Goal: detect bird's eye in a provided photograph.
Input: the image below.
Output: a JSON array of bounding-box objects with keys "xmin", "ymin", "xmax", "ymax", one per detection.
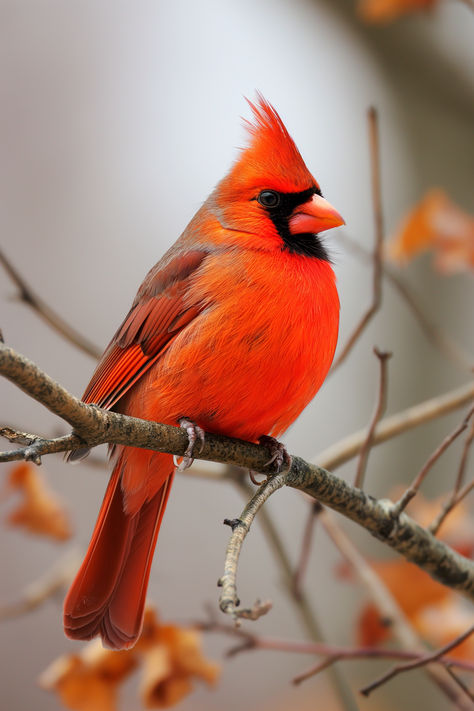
[{"xmin": 257, "ymin": 190, "xmax": 280, "ymax": 208}]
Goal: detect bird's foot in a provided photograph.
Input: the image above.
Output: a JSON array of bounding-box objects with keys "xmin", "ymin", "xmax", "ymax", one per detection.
[
  {"xmin": 248, "ymin": 435, "xmax": 291, "ymax": 485},
  {"xmin": 259, "ymin": 435, "xmax": 291, "ymax": 470},
  {"xmin": 174, "ymin": 417, "xmax": 206, "ymax": 471}
]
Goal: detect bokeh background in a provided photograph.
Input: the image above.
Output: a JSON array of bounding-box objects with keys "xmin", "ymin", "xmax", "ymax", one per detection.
[{"xmin": 1, "ymin": 1, "xmax": 473, "ymax": 710}]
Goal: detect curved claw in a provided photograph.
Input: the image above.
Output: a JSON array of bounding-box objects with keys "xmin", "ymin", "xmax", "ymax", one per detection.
[
  {"xmin": 175, "ymin": 417, "xmax": 206, "ymax": 471},
  {"xmin": 258, "ymin": 435, "xmax": 291, "ymax": 472},
  {"xmin": 248, "ymin": 470, "xmax": 266, "ymax": 486}
]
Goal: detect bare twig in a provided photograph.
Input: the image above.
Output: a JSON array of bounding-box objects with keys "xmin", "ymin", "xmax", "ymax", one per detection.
[
  {"xmin": 331, "ymin": 107, "xmax": 384, "ymax": 372},
  {"xmin": 0, "ymin": 549, "xmax": 80, "ymax": 621},
  {"xmin": 218, "ymin": 472, "xmax": 287, "ymax": 622},
  {"xmin": 1, "ymin": 341, "xmax": 474, "ymax": 600},
  {"xmin": 231, "ymin": 475, "xmax": 360, "ymax": 711},
  {"xmin": 393, "ymin": 405, "xmax": 474, "ymax": 515},
  {"xmin": 430, "ymin": 422, "xmax": 474, "ymax": 535},
  {"xmin": 292, "ymin": 501, "xmax": 322, "ymax": 599},
  {"xmin": 315, "ymin": 380, "xmax": 474, "ymax": 471},
  {"xmin": 0, "ymin": 247, "xmax": 101, "ymax": 359},
  {"xmin": 320, "ymin": 510, "xmax": 420, "ymax": 648},
  {"xmin": 360, "ymin": 625, "xmax": 474, "ymax": 697},
  {"xmin": 336, "ymin": 231, "xmax": 473, "ymax": 372},
  {"xmin": 292, "ymin": 646, "xmax": 474, "ymax": 686},
  {"xmin": 0, "ymin": 426, "xmax": 42, "ymax": 448},
  {"xmin": 444, "ymin": 667, "xmax": 474, "ymax": 704},
  {"xmin": 354, "ymin": 347, "xmax": 392, "ymax": 488},
  {"xmin": 319, "ymin": 510, "xmax": 474, "ymax": 709},
  {"xmin": 197, "ymin": 619, "xmax": 474, "ymax": 678}
]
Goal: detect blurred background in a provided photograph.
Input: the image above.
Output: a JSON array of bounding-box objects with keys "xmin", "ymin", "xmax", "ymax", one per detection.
[{"xmin": 1, "ymin": 1, "xmax": 473, "ymax": 710}]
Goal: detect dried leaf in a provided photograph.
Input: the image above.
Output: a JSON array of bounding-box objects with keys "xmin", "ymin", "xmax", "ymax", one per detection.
[
  {"xmin": 39, "ymin": 640, "xmax": 136, "ymax": 711},
  {"xmin": 40, "ymin": 607, "xmax": 219, "ymax": 711},
  {"xmin": 139, "ymin": 610, "xmax": 220, "ymax": 708},
  {"xmin": 356, "ymin": 487, "xmax": 473, "ymax": 646},
  {"xmin": 387, "ymin": 189, "xmax": 474, "ymax": 273},
  {"xmin": 4, "ymin": 462, "xmax": 72, "ymax": 541},
  {"xmin": 357, "ymin": 560, "xmax": 451, "ymax": 645},
  {"xmin": 358, "ymin": 0, "xmax": 437, "ymax": 23}
]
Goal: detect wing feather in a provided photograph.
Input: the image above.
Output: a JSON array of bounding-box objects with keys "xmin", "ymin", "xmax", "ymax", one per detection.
[{"xmin": 82, "ymin": 249, "xmax": 207, "ymax": 410}]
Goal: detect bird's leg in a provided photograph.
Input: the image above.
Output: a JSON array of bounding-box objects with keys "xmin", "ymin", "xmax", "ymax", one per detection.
[
  {"xmin": 174, "ymin": 417, "xmax": 206, "ymax": 471},
  {"xmin": 259, "ymin": 435, "xmax": 291, "ymax": 470},
  {"xmin": 248, "ymin": 435, "xmax": 291, "ymax": 485}
]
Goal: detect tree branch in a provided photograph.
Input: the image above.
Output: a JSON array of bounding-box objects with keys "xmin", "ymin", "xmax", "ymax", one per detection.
[
  {"xmin": 331, "ymin": 107, "xmax": 384, "ymax": 373},
  {"xmin": 354, "ymin": 347, "xmax": 392, "ymax": 488},
  {"xmin": 1, "ymin": 341, "xmax": 474, "ymax": 603},
  {"xmin": 0, "ymin": 247, "xmax": 101, "ymax": 359},
  {"xmin": 393, "ymin": 405, "xmax": 474, "ymax": 514},
  {"xmin": 315, "ymin": 380, "xmax": 474, "ymax": 471},
  {"xmin": 360, "ymin": 625, "xmax": 474, "ymax": 697}
]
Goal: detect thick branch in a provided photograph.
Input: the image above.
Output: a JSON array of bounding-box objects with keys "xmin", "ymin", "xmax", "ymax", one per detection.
[
  {"xmin": 1, "ymin": 342, "xmax": 474, "ymax": 602},
  {"xmin": 287, "ymin": 458, "xmax": 474, "ymax": 599}
]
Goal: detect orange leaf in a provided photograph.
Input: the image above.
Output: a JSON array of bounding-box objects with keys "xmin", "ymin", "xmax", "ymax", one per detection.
[
  {"xmin": 138, "ymin": 611, "xmax": 219, "ymax": 708},
  {"xmin": 356, "ymin": 488, "xmax": 473, "ymax": 647},
  {"xmin": 357, "ymin": 559, "xmax": 451, "ymax": 645},
  {"xmin": 387, "ymin": 189, "xmax": 474, "ymax": 273},
  {"xmin": 39, "ymin": 640, "xmax": 136, "ymax": 711},
  {"xmin": 4, "ymin": 462, "xmax": 72, "ymax": 541},
  {"xmin": 40, "ymin": 607, "xmax": 219, "ymax": 711},
  {"xmin": 358, "ymin": 0, "xmax": 437, "ymax": 23}
]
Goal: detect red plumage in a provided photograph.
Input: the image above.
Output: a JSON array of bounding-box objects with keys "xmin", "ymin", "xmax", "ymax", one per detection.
[{"xmin": 64, "ymin": 96, "xmax": 343, "ymax": 649}]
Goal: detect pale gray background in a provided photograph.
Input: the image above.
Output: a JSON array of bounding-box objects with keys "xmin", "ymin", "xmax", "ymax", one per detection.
[{"xmin": 1, "ymin": 1, "xmax": 473, "ymax": 710}]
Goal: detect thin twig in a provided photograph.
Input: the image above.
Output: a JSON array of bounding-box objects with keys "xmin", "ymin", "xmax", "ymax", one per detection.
[
  {"xmin": 430, "ymin": 422, "xmax": 474, "ymax": 535},
  {"xmin": 218, "ymin": 472, "xmax": 287, "ymax": 622},
  {"xmin": 231, "ymin": 475, "xmax": 359, "ymax": 711},
  {"xmin": 292, "ymin": 501, "xmax": 322, "ymax": 599},
  {"xmin": 315, "ymin": 380, "xmax": 474, "ymax": 471},
  {"xmin": 0, "ymin": 426, "xmax": 42, "ymax": 448},
  {"xmin": 331, "ymin": 107, "xmax": 384, "ymax": 372},
  {"xmin": 354, "ymin": 347, "xmax": 392, "ymax": 488},
  {"xmin": 360, "ymin": 625, "xmax": 474, "ymax": 697},
  {"xmin": 0, "ymin": 549, "xmax": 80, "ymax": 621},
  {"xmin": 319, "ymin": 510, "xmax": 474, "ymax": 709},
  {"xmin": 196, "ymin": 619, "xmax": 474, "ymax": 676},
  {"xmin": 444, "ymin": 666, "xmax": 474, "ymax": 705},
  {"xmin": 393, "ymin": 405, "xmax": 474, "ymax": 515},
  {"xmin": 0, "ymin": 246, "xmax": 101, "ymax": 359},
  {"xmin": 336, "ymin": 231, "xmax": 473, "ymax": 372}
]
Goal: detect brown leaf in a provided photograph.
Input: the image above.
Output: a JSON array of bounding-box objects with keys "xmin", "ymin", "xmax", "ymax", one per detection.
[
  {"xmin": 39, "ymin": 640, "xmax": 137, "ymax": 711},
  {"xmin": 387, "ymin": 189, "xmax": 474, "ymax": 273},
  {"xmin": 358, "ymin": 0, "xmax": 437, "ymax": 23},
  {"xmin": 4, "ymin": 462, "xmax": 72, "ymax": 541},
  {"xmin": 139, "ymin": 610, "xmax": 220, "ymax": 708},
  {"xmin": 357, "ymin": 560, "xmax": 451, "ymax": 645},
  {"xmin": 40, "ymin": 607, "xmax": 219, "ymax": 711},
  {"xmin": 356, "ymin": 488, "xmax": 473, "ymax": 647}
]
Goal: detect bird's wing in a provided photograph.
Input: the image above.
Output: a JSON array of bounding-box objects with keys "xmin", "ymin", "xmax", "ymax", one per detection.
[{"xmin": 82, "ymin": 249, "xmax": 208, "ymax": 410}]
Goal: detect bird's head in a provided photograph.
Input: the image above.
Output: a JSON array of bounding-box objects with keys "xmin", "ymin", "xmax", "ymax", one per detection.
[{"xmin": 209, "ymin": 94, "xmax": 344, "ymax": 257}]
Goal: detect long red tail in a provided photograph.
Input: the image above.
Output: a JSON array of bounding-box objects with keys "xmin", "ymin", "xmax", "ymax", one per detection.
[{"xmin": 64, "ymin": 453, "xmax": 173, "ymax": 649}]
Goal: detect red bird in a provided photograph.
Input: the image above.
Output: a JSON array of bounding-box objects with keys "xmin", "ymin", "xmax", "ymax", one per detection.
[{"xmin": 64, "ymin": 96, "xmax": 343, "ymax": 649}]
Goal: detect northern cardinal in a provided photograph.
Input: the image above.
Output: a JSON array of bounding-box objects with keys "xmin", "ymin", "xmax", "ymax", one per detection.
[{"xmin": 64, "ymin": 96, "xmax": 343, "ymax": 649}]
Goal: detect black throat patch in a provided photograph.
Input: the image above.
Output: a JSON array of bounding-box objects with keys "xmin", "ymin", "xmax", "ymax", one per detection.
[{"xmin": 261, "ymin": 187, "xmax": 330, "ymax": 260}]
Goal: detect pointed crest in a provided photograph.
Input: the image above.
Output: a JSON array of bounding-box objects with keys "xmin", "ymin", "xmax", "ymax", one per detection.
[{"xmin": 229, "ymin": 93, "xmax": 318, "ymax": 194}]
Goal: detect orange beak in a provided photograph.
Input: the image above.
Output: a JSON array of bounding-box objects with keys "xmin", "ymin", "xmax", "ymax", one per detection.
[{"xmin": 289, "ymin": 194, "xmax": 345, "ymax": 235}]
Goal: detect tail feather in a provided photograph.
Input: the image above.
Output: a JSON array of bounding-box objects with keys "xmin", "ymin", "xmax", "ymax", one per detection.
[{"xmin": 64, "ymin": 454, "xmax": 173, "ymax": 649}]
